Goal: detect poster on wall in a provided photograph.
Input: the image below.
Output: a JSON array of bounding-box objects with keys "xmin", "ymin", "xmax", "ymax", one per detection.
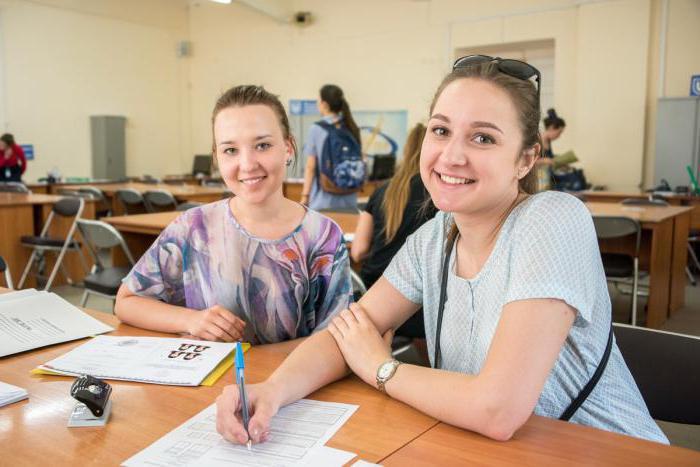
[
  {"xmin": 21, "ymin": 144, "xmax": 34, "ymax": 160},
  {"xmin": 690, "ymin": 75, "xmax": 700, "ymax": 97}
]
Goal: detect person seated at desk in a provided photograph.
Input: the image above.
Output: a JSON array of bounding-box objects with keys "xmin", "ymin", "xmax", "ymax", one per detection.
[
  {"xmin": 351, "ymin": 123, "xmax": 436, "ymax": 340},
  {"xmin": 215, "ymin": 58, "xmax": 667, "ymax": 444},
  {"xmin": 0, "ymin": 133, "xmax": 27, "ymax": 183},
  {"xmin": 115, "ymin": 85, "xmax": 352, "ymax": 344}
]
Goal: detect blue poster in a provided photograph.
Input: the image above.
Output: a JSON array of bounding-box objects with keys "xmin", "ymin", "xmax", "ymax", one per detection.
[
  {"xmin": 21, "ymin": 144, "xmax": 34, "ymax": 160},
  {"xmin": 690, "ymin": 75, "xmax": 700, "ymax": 96},
  {"xmin": 289, "ymin": 99, "xmax": 319, "ymax": 116}
]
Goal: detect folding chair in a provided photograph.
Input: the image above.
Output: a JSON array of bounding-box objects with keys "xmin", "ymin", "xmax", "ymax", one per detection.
[
  {"xmin": 116, "ymin": 189, "xmax": 148, "ymax": 215},
  {"xmin": 18, "ymin": 197, "xmax": 89, "ymax": 291},
  {"xmin": 0, "ymin": 182, "xmax": 31, "ymax": 193},
  {"xmin": 78, "ymin": 186, "xmax": 111, "ymax": 218},
  {"xmin": 76, "ymin": 219, "xmax": 136, "ymax": 309},
  {"xmin": 0, "ymin": 255, "xmax": 13, "ymax": 289},
  {"xmin": 144, "ymin": 190, "xmax": 178, "ymax": 212},
  {"xmin": 614, "ymin": 323, "xmax": 700, "ymax": 424},
  {"xmin": 592, "ymin": 215, "xmax": 642, "ymax": 325}
]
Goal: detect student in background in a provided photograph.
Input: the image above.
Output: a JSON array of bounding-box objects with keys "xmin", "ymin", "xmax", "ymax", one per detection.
[
  {"xmin": 115, "ymin": 85, "xmax": 352, "ymax": 344},
  {"xmin": 0, "ymin": 134, "xmax": 27, "ymax": 183},
  {"xmin": 216, "ymin": 59, "xmax": 667, "ymax": 445},
  {"xmin": 301, "ymin": 84, "xmax": 362, "ymax": 210},
  {"xmin": 351, "ymin": 123, "xmax": 436, "ymax": 339},
  {"xmin": 540, "ymin": 108, "xmax": 566, "ymax": 161}
]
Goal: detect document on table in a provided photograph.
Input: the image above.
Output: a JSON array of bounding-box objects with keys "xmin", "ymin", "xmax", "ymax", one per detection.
[
  {"xmin": 0, "ymin": 381, "xmax": 29, "ymax": 407},
  {"xmin": 0, "ymin": 289, "xmax": 114, "ymax": 357},
  {"xmin": 122, "ymin": 399, "xmax": 359, "ymax": 466},
  {"xmin": 38, "ymin": 335, "xmax": 236, "ymax": 386}
]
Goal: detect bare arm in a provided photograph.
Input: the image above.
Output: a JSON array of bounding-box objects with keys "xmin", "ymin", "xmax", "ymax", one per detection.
[
  {"xmin": 350, "ymin": 211, "xmax": 374, "ymax": 263},
  {"xmin": 333, "ymin": 297, "xmax": 576, "ymax": 441},
  {"xmin": 115, "ymin": 284, "xmax": 245, "ymax": 341},
  {"xmin": 300, "ymin": 156, "xmax": 316, "ymax": 205}
]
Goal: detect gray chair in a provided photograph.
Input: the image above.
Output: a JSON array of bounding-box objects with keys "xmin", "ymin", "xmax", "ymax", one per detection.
[
  {"xmin": 613, "ymin": 323, "xmax": 700, "ymax": 424},
  {"xmin": 78, "ymin": 186, "xmax": 111, "ymax": 218},
  {"xmin": 0, "ymin": 255, "xmax": 13, "ymax": 289},
  {"xmin": 116, "ymin": 189, "xmax": 148, "ymax": 215},
  {"xmin": 18, "ymin": 197, "xmax": 89, "ymax": 291},
  {"xmin": 350, "ymin": 269, "xmax": 367, "ymax": 303},
  {"xmin": 76, "ymin": 219, "xmax": 135, "ymax": 309},
  {"xmin": 144, "ymin": 189, "xmax": 178, "ymax": 212},
  {"xmin": 592, "ymin": 216, "xmax": 642, "ymax": 325},
  {"xmin": 0, "ymin": 182, "xmax": 31, "ymax": 193},
  {"xmin": 688, "ymin": 229, "xmax": 700, "ymax": 286},
  {"xmin": 176, "ymin": 201, "xmax": 203, "ymax": 211}
]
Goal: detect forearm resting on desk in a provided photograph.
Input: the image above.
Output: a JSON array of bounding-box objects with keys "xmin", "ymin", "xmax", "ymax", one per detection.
[
  {"xmin": 266, "ymin": 329, "xmax": 349, "ymax": 407},
  {"xmin": 115, "ymin": 284, "xmax": 198, "ymax": 335}
]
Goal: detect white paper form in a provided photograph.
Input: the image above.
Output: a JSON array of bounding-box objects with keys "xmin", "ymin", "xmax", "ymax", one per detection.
[
  {"xmin": 0, "ymin": 381, "xmax": 29, "ymax": 407},
  {"xmin": 40, "ymin": 336, "xmax": 235, "ymax": 386},
  {"xmin": 0, "ymin": 290, "xmax": 114, "ymax": 357},
  {"xmin": 122, "ymin": 399, "xmax": 359, "ymax": 467}
]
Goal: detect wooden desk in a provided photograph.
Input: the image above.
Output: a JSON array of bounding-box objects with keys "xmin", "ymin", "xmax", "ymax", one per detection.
[
  {"xmin": 0, "ymin": 193, "xmax": 95, "ymax": 288},
  {"xmin": 382, "ymin": 420, "xmax": 700, "ymax": 466},
  {"xmin": 583, "ymin": 190, "xmax": 700, "ymax": 231},
  {"xmin": 1, "ymin": 288, "xmax": 698, "ymax": 465},
  {"xmin": 73, "ymin": 183, "xmax": 228, "ymax": 215},
  {"xmin": 105, "ymin": 210, "xmax": 359, "ymax": 267},
  {"xmin": 587, "ymin": 202, "xmax": 692, "ymax": 328},
  {"xmin": 0, "ymin": 302, "xmax": 437, "ymax": 465},
  {"xmin": 283, "ymin": 180, "xmax": 384, "ymax": 202}
]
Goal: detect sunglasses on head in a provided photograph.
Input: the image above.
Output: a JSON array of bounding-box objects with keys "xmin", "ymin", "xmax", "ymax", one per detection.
[{"xmin": 452, "ymin": 54, "xmax": 541, "ymax": 103}]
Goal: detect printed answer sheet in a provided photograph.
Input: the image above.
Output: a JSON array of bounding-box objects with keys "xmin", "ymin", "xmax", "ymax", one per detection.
[
  {"xmin": 39, "ymin": 336, "xmax": 235, "ymax": 386},
  {"xmin": 0, "ymin": 290, "xmax": 113, "ymax": 357},
  {"xmin": 122, "ymin": 399, "xmax": 359, "ymax": 466}
]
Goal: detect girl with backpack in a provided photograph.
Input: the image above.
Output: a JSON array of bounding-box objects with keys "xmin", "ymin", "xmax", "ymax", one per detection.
[
  {"xmin": 116, "ymin": 85, "xmax": 353, "ymax": 344},
  {"xmin": 301, "ymin": 84, "xmax": 363, "ymax": 211}
]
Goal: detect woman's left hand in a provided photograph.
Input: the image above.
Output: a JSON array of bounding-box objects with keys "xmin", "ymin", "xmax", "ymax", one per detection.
[{"xmin": 327, "ymin": 303, "xmax": 394, "ymax": 387}]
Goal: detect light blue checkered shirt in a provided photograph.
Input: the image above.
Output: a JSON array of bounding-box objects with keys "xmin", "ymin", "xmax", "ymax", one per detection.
[{"xmin": 384, "ymin": 191, "xmax": 667, "ymax": 443}]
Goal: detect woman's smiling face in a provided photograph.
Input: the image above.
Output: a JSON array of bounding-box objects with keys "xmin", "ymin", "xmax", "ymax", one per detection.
[
  {"xmin": 420, "ymin": 77, "xmax": 532, "ymax": 216},
  {"xmin": 214, "ymin": 104, "xmax": 292, "ymax": 206}
]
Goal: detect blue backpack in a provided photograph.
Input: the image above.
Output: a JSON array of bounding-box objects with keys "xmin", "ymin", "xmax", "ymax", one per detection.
[{"xmin": 316, "ymin": 120, "xmax": 366, "ymax": 194}]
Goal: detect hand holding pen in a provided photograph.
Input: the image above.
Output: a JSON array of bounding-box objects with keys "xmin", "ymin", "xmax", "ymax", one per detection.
[{"xmin": 234, "ymin": 341, "xmax": 252, "ymax": 451}]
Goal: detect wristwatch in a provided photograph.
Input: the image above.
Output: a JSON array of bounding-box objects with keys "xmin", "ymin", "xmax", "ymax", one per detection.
[{"xmin": 376, "ymin": 358, "xmax": 402, "ymax": 393}]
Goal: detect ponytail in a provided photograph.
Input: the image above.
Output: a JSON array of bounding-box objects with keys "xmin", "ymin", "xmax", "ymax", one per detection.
[{"xmin": 340, "ymin": 99, "xmax": 361, "ymax": 146}]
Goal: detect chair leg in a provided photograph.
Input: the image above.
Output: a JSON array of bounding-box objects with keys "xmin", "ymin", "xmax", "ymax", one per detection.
[
  {"xmin": 687, "ymin": 266, "xmax": 698, "ymax": 287},
  {"xmin": 80, "ymin": 290, "xmax": 90, "ymax": 307},
  {"xmin": 688, "ymin": 243, "xmax": 700, "ymax": 271},
  {"xmin": 18, "ymin": 250, "xmax": 38, "ymax": 289},
  {"xmin": 631, "ymin": 258, "xmax": 639, "ymax": 326},
  {"xmin": 59, "ymin": 262, "xmax": 73, "ymax": 286}
]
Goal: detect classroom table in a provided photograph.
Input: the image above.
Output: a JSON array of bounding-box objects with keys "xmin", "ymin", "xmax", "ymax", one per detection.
[
  {"xmin": 0, "ymin": 193, "xmax": 96, "ymax": 288},
  {"xmin": 283, "ymin": 179, "xmax": 383, "ymax": 203},
  {"xmin": 583, "ymin": 190, "xmax": 700, "ymax": 231},
  {"xmin": 586, "ymin": 202, "xmax": 692, "ymax": 328},
  {"xmin": 1, "ymin": 288, "xmax": 699, "ymax": 466},
  {"xmin": 104, "ymin": 210, "xmax": 359, "ymax": 267},
  {"xmin": 71, "ymin": 182, "xmax": 229, "ymax": 215}
]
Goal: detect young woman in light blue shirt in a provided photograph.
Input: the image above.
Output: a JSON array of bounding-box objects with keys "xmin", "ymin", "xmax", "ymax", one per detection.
[{"xmin": 216, "ymin": 59, "xmax": 667, "ymax": 445}]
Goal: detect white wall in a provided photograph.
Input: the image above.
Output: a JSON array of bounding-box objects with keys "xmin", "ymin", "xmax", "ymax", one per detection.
[{"xmin": 0, "ymin": 0, "xmax": 189, "ymax": 180}]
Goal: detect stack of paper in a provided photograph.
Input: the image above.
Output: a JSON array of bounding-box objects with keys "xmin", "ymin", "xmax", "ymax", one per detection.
[
  {"xmin": 122, "ymin": 399, "xmax": 359, "ymax": 466},
  {"xmin": 0, "ymin": 289, "xmax": 114, "ymax": 357},
  {"xmin": 36, "ymin": 335, "xmax": 240, "ymax": 386},
  {"xmin": 0, "ymin": 381, "xmax": 29, "ymax": 408}
]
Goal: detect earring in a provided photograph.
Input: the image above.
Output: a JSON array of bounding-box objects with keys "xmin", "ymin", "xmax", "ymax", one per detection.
[{"xmin": 285, "ymin": 158, "xmax": 293, "ymax": 167}]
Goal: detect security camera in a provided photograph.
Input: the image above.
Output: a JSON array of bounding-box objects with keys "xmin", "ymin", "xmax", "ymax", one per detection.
[{"xmin": 293, "ymin": 11, "xmax": 313, "ymax": 26}]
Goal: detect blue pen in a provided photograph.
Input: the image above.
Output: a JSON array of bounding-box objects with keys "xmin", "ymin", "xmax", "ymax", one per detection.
[{"xmin": 235, "ymin": 341, "xmax": 252, "ymax": 451}]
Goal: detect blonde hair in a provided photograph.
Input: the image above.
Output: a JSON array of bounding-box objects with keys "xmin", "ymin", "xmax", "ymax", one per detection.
[{"xmin": 380, "ymin": 123, "xmax": 427, "ymax": 242}]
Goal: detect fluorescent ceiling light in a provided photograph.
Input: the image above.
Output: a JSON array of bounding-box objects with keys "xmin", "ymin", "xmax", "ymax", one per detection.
[{"xmin": 210, "ymin": 0, "xmax": 232, "ymax": 4}]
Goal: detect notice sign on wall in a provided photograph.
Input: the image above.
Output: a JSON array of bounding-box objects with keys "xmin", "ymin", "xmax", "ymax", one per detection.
[
  {"xmin": 691, "ymin": 75, "xmax": 700, "ymax": 96},
  {"xmin": 20, "ymin": 144, "xmax": 34, "ymax": 160}
]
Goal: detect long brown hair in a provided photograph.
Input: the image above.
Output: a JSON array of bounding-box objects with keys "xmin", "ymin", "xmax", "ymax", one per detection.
[
  {"xmin": 210, "ymin": 85, "xmax": 298, "ymax": 169},
  {"xmin": 428, "ymin": 62, "xmax": 542, "ymax": 245},
  {"xmin": 380, "ymin": 123, "xmax": 427, "ymax": 242},
  {"xmin": 320, "ymin": 84, "xmax": 361, "ymax": 145}
]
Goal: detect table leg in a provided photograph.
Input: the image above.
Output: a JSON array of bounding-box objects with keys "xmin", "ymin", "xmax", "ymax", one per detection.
[
  {"xmin": 669, "ymin": 212, "xmax": 690, "ymax": 314},
  {"xmin": 646, "ymin": 219, "xmax": 673, "ymax": 328}
]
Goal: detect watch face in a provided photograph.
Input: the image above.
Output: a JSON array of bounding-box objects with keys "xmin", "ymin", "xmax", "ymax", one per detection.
[{"xmin": 378, "ymin": 362, "xmax": 394, "ymax": 379}]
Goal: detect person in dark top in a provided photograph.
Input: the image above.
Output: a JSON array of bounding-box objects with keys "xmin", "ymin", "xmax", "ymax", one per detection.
[
  {"xmin": 0, "ymin": 133, "xmax": 27, "ymax": 182},
  {"xmin": 351, "ymin": 123, "xmax": 437, "ymax": 337},
  {"xmin": 541, "ymin": 108, "xmax": 566, "ymax": 159}
]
